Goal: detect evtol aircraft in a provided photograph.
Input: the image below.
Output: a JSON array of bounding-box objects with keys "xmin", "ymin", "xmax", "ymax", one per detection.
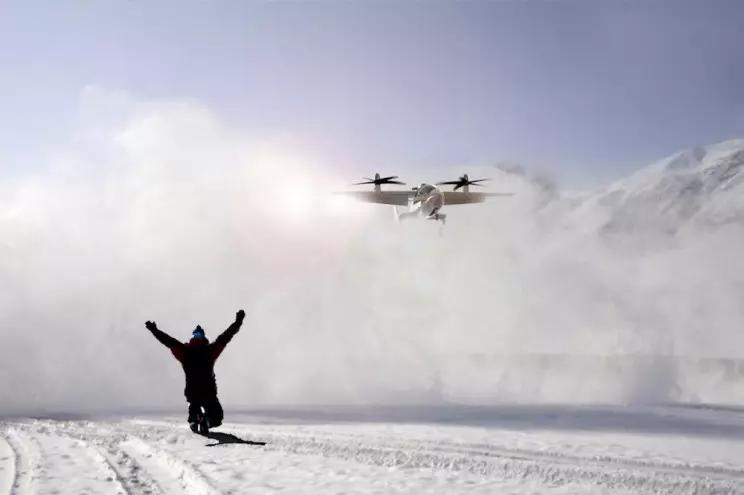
[{"xmin": 334, "ymin": 173, "xmax": 512, "ymax": 226}]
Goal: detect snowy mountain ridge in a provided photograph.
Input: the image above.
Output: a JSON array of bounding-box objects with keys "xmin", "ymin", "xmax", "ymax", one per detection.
[{"xmin": 505, "ymin": 138, "xmax": 744, "ymax": 249}]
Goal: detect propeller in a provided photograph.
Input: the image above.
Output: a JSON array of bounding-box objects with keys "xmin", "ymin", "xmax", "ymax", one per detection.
[
  {"xmin": 353, "ymin": 173, "xmax": 405, "ymax": 187},
  {"xmin": 436, "ymin": 174, "xmax": 489, "ymax": 191}
]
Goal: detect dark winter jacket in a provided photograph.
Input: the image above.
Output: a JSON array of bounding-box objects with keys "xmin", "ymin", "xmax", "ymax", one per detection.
[{"xmin": 148, "ymin": 319, "xmax": 242, "ymax": 402}]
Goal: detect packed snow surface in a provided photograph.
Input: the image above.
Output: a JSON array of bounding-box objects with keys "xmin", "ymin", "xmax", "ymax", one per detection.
[{"xmin": 3, "ymin": 405, "xmax": 744, "ymax": 494}]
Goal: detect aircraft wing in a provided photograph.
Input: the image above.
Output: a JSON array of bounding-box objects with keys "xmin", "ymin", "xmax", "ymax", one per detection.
[
  {"xmin": 334, "ymin": 190, "xmax": 413, "ymax": 206},
  {"xmin": 443, "ymin": 191, "xmax": 513, "ymax": 205}
]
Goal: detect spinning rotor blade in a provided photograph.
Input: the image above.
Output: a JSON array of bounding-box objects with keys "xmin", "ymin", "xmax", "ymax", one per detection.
[
  {"xmin": 437, "ymin": 175, "xmax": 490, "ymax": 190},
  {"xmin": 353, "ymin": 174, "xmax": 405, "ymax": 186}
]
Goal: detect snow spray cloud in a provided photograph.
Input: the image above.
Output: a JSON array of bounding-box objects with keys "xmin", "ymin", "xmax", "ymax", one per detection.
[
  {"xmin": 0, "ymin": 86, "xmax": 375, "ymax": 414},
  {"xmin": 2, "ymin": 87, "xmax": 744, "ymax": 415}
]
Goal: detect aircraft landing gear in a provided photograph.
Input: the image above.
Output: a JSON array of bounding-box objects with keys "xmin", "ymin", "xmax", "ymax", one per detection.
[{"xmin": 426, "ymin": 212, "xmax": 446, "ymax": 236}]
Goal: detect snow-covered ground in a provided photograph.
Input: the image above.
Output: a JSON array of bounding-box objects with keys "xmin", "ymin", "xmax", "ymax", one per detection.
[{"xmin": 4, "ymin": 404, "xmax": 744, "ymax": 494}]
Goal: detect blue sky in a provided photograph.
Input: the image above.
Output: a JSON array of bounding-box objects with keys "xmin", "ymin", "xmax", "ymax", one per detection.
[{"xmin": 1, "ymin": 0, "xmax": 744, "ymax": 186}]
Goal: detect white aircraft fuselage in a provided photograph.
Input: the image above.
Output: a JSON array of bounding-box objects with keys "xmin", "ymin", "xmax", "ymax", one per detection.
[{"xmin": 396, "ymin": 183, "xmax": 447, "ymax": 224}]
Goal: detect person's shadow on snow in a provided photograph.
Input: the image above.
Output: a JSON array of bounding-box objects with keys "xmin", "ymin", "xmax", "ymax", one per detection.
[{"xmin": 205, "ymin": 431, "xmax": 266, "ymax": 447}]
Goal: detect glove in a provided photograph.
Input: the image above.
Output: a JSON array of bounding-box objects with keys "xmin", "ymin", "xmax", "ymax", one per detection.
[
  {"xmin": 145, "ymin": 321, "xmax": 157, "ymax": 331},
  {"xmin": 236, "ymin": 310, "xmax": 245, "ymax": 322}
]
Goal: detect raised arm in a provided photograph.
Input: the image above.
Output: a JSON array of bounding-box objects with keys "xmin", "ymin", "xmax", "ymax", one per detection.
[
  {"xmin": 209, "ymin": 310, "xmax": 245, "ymax": 361},
  {"xmin": 145, "ymin": 321, "xmax": 184, "ymax": 354}
]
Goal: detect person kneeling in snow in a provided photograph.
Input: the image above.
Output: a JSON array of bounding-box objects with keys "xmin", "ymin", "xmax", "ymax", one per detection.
[{"xmin": 145, "ymin": 310, "xmax": 245, "ymax": 432}]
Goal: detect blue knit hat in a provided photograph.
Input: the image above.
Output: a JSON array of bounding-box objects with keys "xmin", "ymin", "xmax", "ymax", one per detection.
[{"xmin": 192, "ymin": 326, "xmax": 206, "ymax": 339}]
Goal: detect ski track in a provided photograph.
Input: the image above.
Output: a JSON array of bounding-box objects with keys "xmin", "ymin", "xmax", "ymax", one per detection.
[{"xmin": 5, "ymin": 417, "xmax": 744, "ymax": 494}]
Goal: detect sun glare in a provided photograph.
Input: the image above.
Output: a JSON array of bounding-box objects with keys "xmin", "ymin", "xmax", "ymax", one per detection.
[
  {"xmin": 279, "ymin": 178, "xmax": 314, "ymax": 221},
  {"xmin": 237, "ymin": 146, "xmax": 376, "ymax": 236}
]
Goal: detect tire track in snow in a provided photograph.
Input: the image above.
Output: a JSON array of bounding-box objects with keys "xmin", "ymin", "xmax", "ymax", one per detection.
[
  {"xmin": 228, "ymin": 426, "xmax": 744, "ymax": 494},
  {"xmin": 91, "ymin": 444, "xmax": 163, "ymax": 495},
  {"xmin": 224, "ymin": 423, "xmax": 744, "ymax": 479},
  {"xmin": 3, "ymin": 427, "xmax": 40, "ymax": 495},
  {"xmin": 65, "ymin": 420, "xmax": 236, "ymax": 494},
  {"xmin": 266, "ymin": 435, "xmax": 744, "ymax": 494},
  {"xmin": 0, "ymin": 431, "xmax": 17, "ymax": 495},
  {"xmin": 120, "ymin": 436, "xmax": 220, "ymax": 495},
  {"xmin": 30, "ymin": 422, "xmax": 164, "ymax": 495},
  {"xmin": 81, "ymin": 420, "xmax": 242, "ymax": 493},
  {"xmin": 22, "ymin": 417, "xmax": 744, "ymax": 494},
  {"xmin": 136, "ymin": 418, "xmax": 744, "ymax": 491},
  {"xmin": 60, "ymin": 435, "xmax": 148, "ymax": 495}
]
